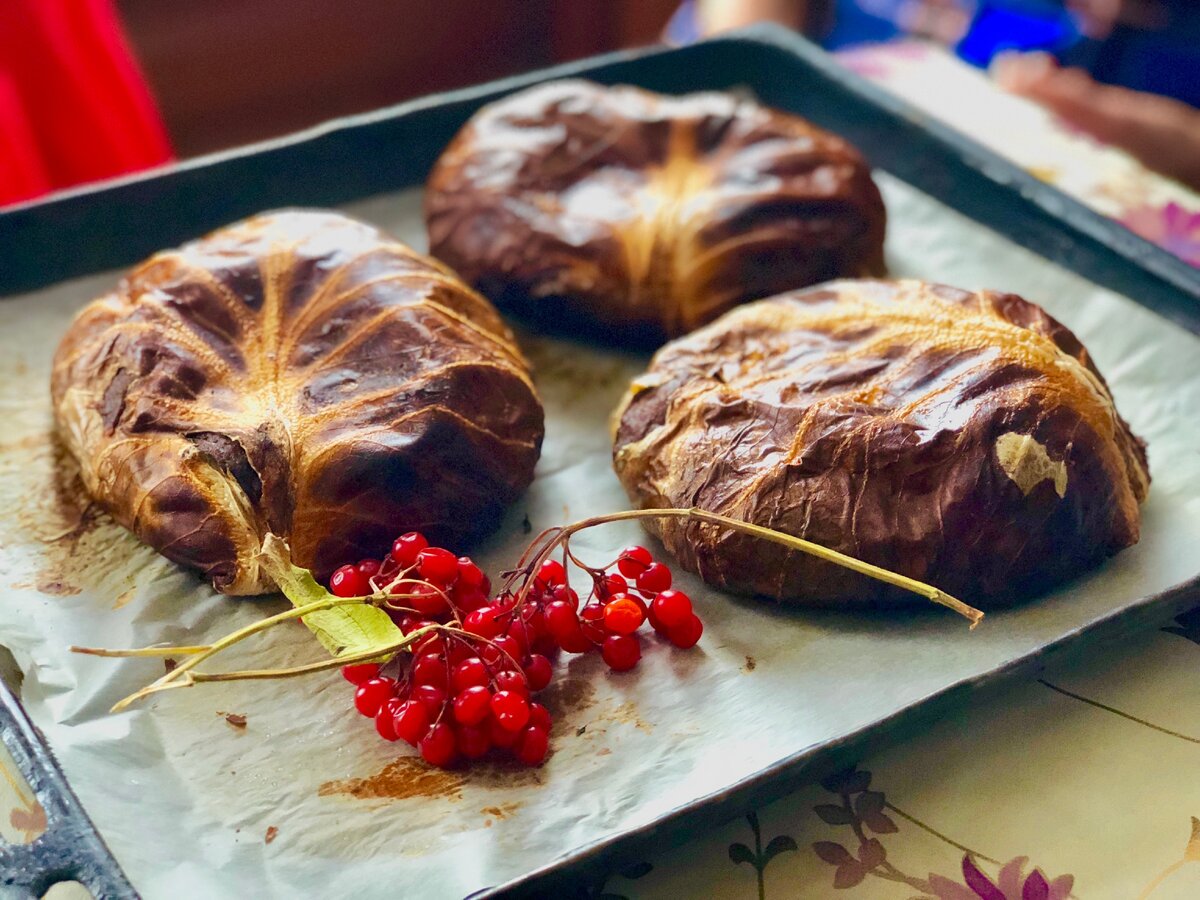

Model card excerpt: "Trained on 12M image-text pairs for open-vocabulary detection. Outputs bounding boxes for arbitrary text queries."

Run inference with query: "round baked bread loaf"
[612,280,1149,606]
[51,210,544,595]
[425,80,886,345]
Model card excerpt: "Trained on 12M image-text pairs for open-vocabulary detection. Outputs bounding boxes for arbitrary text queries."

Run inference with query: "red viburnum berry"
[463,606,504,640]
[601,634,641,672]
[524,654,553,692]
[579,603,607,643]
[392,532,428,568]
[411,652,448,690]
[537,558,567,588]
[354,677,396,717]
[456,557,484,588]
[341,663,380,686]
[409,582,449,617]
[515,725,549,766]
[651,589,692,628]
[413,684,447,716]
[493,669,529,698]
[452,685,492,726]
[603,595,645,635]
[417,547,459,585]
[392,699,429,746]
[616,545,652,578]
[668,614,703,649]
[419,722,457,768]
[482,634,522,668]
[489,717,520,749]
[636,562,672,594]
[451,657,489,693]
[375,706,399,741]
[491,690,531,732]
[528,702,552,733]
[551,584,580,610]
[330,564,369,598]
[455,724,491,759]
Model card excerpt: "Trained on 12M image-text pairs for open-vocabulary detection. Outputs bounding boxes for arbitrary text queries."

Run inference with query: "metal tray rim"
[2,23,1199,899]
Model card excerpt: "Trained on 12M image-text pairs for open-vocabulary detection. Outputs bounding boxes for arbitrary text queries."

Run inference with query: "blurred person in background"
[667,0,1200,189]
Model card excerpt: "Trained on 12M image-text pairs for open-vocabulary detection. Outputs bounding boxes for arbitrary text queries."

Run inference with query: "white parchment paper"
[0,176,1198,899]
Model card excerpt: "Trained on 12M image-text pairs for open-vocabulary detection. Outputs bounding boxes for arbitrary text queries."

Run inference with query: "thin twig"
[71,644,211,658]
[80,506,981,711]
[104,594,379,711]
[519,508,983,626]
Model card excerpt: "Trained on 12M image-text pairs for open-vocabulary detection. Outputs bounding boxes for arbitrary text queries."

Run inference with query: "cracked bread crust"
[52,210,544,594]
[612,280,1148,606]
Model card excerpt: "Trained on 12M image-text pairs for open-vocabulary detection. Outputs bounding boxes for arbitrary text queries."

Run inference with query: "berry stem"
[181,626,443,684]
[93,594,400,712]
[77,504,980,715]
[71,644,212,658]
[522,507,983,627]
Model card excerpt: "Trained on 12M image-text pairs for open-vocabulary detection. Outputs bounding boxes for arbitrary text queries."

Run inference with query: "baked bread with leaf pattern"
[612,280,1149,606]
[425,80,886,345]
[51,210,544,595]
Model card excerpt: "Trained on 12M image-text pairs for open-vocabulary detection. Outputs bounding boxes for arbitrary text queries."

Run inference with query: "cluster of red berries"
[329,532,703,770]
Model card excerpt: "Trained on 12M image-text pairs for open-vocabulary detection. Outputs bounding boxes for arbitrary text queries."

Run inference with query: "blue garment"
[949,0,1200,106]
[664,0,1200,106]
[1067,0,1200,107]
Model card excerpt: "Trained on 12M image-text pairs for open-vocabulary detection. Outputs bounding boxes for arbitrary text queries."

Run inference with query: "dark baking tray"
[1,23,1198,899]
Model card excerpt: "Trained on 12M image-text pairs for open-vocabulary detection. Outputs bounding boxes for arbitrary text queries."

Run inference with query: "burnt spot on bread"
[186,431,263,504]
[100,368,133,434]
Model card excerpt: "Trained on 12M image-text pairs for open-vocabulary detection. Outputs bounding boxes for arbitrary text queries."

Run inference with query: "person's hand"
[993,51,1200,191]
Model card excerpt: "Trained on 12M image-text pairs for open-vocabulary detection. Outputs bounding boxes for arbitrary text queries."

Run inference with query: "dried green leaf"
[258,534,401,658]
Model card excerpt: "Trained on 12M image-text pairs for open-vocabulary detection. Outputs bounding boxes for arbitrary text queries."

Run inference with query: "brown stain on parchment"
[2,433,119,597]
[540,675,596,725]
[608,701,653,733]
[33,580,81,597]
[318,757,467,801]
[480,802,520,820]
[317,753,547,804]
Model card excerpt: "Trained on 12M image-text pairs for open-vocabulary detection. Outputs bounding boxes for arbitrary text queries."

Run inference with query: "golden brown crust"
[51,210,544,594]
[612,280,1149,607]
[425,80,886,345]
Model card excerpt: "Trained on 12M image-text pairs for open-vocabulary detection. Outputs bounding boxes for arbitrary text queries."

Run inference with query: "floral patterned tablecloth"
[3,41,1199,900]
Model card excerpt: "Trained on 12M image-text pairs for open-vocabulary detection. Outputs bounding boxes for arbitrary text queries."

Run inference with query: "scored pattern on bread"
[426,80,887,344]
[612,280,1149,606]
[52,210,544,595]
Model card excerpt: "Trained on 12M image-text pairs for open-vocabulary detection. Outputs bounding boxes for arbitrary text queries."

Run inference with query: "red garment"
[0,0,171,207]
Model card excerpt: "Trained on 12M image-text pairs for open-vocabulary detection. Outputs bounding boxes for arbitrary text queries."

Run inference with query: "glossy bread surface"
[426,80,886,344]
[51,210,544,594]
[613,280,1149,606]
